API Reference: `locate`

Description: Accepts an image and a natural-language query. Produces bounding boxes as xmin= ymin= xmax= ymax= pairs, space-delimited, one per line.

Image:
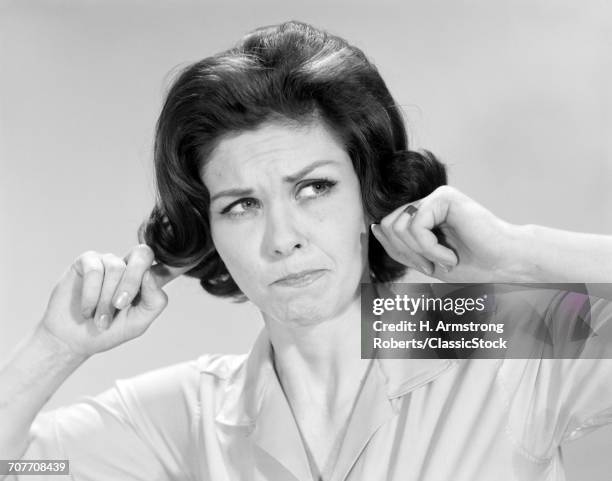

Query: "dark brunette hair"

xmin=139 ymin=20 xmax=447 ymax=299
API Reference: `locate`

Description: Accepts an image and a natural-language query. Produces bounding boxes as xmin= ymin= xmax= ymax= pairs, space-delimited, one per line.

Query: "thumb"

xmin=136 ymin=269 xmax=169 ymax=314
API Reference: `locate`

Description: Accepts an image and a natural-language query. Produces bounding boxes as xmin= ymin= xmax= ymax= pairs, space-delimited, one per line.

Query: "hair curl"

xmin=139 ymin=20 xmax=447 ymax=300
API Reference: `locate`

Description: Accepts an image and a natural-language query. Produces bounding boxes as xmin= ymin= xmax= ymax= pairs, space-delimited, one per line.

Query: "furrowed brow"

xmin=282 ymin=160 xmax=338 ymax=183
xmin=209 ymin=160 xmax=339 ymax=202
xmin=210 ymin=188 xmax=254 ymax=203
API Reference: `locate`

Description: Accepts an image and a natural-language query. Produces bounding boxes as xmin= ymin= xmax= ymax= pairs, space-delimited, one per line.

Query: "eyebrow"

xmin=209 ymin=159 xmax=339 ymax=203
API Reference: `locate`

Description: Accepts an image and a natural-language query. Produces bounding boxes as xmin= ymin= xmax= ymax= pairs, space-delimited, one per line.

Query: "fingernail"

xmin=403 ymin=204 xmax=418 ymax=216
xmin=96 ymin=314 xmax=109 ymax=330
xmin=114 ymin=291 xmax=129 ymax=309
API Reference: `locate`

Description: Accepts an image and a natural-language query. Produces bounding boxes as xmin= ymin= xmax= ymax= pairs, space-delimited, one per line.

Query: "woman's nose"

xmin=263 ymin=204 xmax=307 ymax=258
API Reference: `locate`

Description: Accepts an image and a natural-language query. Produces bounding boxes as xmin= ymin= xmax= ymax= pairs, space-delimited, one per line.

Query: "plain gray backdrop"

xmin=1 ymin=0 xmax=611 ymax=478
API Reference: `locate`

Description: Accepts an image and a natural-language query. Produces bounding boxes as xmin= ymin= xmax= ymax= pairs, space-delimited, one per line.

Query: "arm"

xmin=371 ymin=186 xmax=612 ymax=283
xmin=0 ymin=245 xmax=185 ymax=472
xmin=0 ymin=326 xmax=87 ymax=462
xmin=514 ymin=225 xmax=612 ymax=282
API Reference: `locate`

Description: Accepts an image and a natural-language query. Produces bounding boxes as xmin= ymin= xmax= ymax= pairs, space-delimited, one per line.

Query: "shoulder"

xmin=111 ymin=353 xmax=249 ymax=406
xmin=69 ymin=354 xmax=251 ymax=447
xmin=497 ymin=357 xmax=612 ymax=458
xmin=28 ymin=353 xmax=252 ymax=480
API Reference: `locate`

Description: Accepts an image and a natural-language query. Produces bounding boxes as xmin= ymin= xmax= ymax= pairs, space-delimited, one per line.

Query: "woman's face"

xmin=202 ymin=119 xmax=370 ymax=326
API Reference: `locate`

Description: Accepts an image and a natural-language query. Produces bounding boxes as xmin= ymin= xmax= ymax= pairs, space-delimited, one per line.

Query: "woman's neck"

xmin=263 ymin=294 xmax=370 ymax=414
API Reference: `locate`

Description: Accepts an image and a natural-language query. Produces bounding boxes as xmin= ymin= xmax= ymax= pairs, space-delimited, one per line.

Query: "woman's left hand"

xmin=371 ymin=186 xmax=525 ymax=282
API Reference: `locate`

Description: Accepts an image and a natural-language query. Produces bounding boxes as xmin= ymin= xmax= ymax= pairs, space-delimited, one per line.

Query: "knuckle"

xmin=148 ymin=293 xmax=169 ymax=312
xmin=391 ymin=221 xmax=404 ymax=236
xmin=75 ymin=250 xmax=98 ymax=265
xmin=135 ymin=244 xmax=155 ymax=263
xmin=129 ymin=256 xmax=152 ymax=271
xmin=158 ymin=292 xmax=169 ymax=308
xmin=435 ymin=185 xmax=454 ymax=197
xmin=83 ymin=263 xmax=104 ymax=276
xmin=101 ymin=253 xmax=126 ymax=273
xmin=80 ymin=250 xmax=99 ymax=259
xmin=75 ymin=252 xmax=104 ymax=276
xmin=380 ymin=217 xmax=393 ymax=231
xmin=101 ymin=252 xmax=118 ymax=262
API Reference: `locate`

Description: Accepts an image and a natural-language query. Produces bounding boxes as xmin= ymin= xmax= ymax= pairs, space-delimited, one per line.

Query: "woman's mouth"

xmin=271 ymin=269 xmax=327 ymax=287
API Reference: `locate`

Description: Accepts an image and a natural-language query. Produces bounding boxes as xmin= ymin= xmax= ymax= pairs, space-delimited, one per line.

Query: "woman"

xmin=2 ymin=21 xmax=612 ymax=481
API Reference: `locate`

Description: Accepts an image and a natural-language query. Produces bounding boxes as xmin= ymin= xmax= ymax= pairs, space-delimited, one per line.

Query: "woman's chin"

xmin=265 ymin=300 xmax=332 ymax=328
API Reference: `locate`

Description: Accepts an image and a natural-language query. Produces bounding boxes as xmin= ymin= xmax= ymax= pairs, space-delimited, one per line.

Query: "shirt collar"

xmin=205 ymin=328 xmax=458 ymax=481
xmin=208 ymin=328 xmax=458 ymax=428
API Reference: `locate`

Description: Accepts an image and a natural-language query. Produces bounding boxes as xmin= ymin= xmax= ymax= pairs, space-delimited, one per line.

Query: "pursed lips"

xmin=270 ymin=269 xmax=328 ymax=286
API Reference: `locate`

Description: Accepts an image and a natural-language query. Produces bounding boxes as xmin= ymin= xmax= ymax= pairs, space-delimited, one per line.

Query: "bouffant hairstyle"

xmin=139 ymin=20 xmax=446 ymax=300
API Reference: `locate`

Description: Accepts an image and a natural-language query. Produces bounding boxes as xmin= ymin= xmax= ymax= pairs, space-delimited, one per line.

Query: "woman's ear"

xmin=362 ymin=208 xmax=376 ymax=229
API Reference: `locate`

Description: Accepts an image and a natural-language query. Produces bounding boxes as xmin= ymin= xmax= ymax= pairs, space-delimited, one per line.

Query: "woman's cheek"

xmin=213 ymin=219 xmax=252 ymax=257
xmin=223 ymin=234 xmax=265 ymax=292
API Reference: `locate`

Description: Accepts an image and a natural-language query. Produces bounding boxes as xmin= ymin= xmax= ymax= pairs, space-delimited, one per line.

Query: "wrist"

xmin=498 ymin=223 xmax=542 ymax=282
xmin=33 ymin=324 xmax=90 ymax=367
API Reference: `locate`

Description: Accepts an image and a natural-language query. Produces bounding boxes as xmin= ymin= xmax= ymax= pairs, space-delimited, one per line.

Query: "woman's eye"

xmin=219 ymin=180 xmax=336 ymax=217
xmin=221 ymin=198 xmax=260 ymax=217
xmin=297 ymin=179 xmax=337 ymax=199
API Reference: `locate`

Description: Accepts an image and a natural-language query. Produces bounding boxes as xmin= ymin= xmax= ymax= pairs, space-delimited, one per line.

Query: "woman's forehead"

xmin=201 ymin=120 xmax=351 ymax=185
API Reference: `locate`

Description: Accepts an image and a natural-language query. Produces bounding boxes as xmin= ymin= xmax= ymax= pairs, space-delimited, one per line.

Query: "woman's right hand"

xmin=371 ymin=186 xmax=522 ymax=283
xmin=38 ymin=244 xmax=191 ymax=359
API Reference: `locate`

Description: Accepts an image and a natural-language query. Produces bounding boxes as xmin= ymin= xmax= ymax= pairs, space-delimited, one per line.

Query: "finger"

xmin=112 ymin=244 xmax=155 ymax=310
xmin=386 ymin=204 xmax=433 ymax=262
xmin=94 ymin=254 xmax=126 ymax=330
xmin=124 ymin=269 xmax=169 ymax=339
xmin=371 ymin=223 xmax=433 ymax=275
xmin=378 ymin=204 xmax=434 ymax=274
xmin=408 ymin=198 xmax=458 ymax=266
xmin=127 ymin=260 xmax=200 ymax=326
xmin=133 ymin=268 xmax=169 ymax=315
xmin=107 ymin=269 xmax=169 ymax=340
xmin=379 ymin=201 xmax=423 ymax=228
xmin=74 ymin=252 xmax=104 ymax=319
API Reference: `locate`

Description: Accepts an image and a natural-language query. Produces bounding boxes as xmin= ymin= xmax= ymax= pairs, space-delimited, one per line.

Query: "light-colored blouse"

xmin=15 ymin=318 xmax=612 ymax=481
